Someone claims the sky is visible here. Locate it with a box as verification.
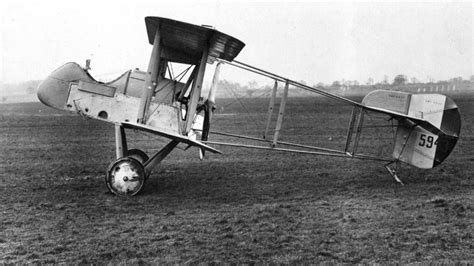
[0,1,472,87]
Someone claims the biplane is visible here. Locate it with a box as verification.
[37,16,461,196]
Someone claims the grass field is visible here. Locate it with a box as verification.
[0,97,472,263]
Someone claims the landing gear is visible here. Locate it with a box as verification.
[105,125,180,196]
[105,157,146,196]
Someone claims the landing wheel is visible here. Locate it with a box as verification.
[105,157,145,196]
[126,149,150,180]
[127,149,149,164]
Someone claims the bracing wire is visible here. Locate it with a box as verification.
[219,83,274,109]
[146,64,192,119]
[220,82,265,131]
[168,62,175,80]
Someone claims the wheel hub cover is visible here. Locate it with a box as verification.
[106,157,145,196]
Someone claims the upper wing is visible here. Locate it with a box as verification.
[145,17,245,64]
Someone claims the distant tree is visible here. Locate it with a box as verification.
[366,78,374,85]
[382,75,389,85]
[331,81,341,87]
[410,77,419,84]
[353,80,359,86]
[470,75,474,82]
[246,89,256,97]
[247,80,258,89]
[448,77,463,83]
[393,74,407,85]
[315,82,324,88]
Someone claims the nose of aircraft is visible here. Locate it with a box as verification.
[37,76,70,110]
[37,62,90,110]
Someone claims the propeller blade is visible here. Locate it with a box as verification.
[207,61,222,105]
[200,62,222,159]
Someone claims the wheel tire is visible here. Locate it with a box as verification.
[127,149,149,164]
[105,157,145,196]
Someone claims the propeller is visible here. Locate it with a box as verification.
[200,62,222,159]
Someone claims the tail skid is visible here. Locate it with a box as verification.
[384,162,404,185]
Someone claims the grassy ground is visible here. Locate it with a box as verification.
[0,98,472,263]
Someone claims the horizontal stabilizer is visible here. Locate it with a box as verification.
[121,122,221,154]
[362,90,460,169]
[362,90,460,137]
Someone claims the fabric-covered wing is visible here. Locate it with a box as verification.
[145,16,245,64]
